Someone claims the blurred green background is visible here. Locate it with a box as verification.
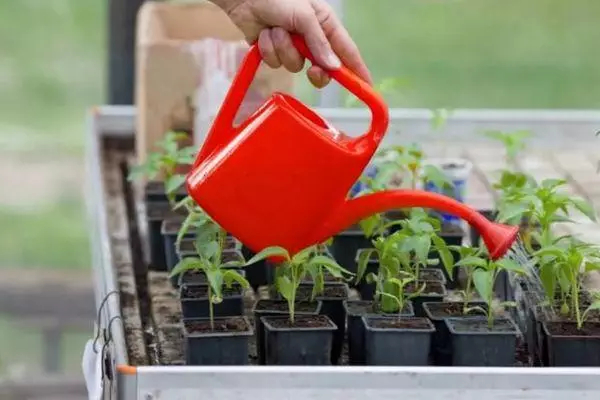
[0,0,599,375]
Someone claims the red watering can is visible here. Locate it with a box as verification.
[186,35,518,261]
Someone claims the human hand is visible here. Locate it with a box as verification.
[212,0,372,88]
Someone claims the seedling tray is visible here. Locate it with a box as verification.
[88,106,600,399]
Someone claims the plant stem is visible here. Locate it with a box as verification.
[208,285,215,331]
[487,267,496,329]
[573,275,582,329]
[463,270,473,312]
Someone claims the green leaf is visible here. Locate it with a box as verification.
[571,198,597,222]
[472,268,493,303]
[423,164,454,190]
[496,258,527,275]
[276,275,295,301]
[497,202,528,224]
[205,268,224,299]
[245,246,290,265]
[170,257,204,278]
[456,256,488,269]
[432,235,454,277]
[223,269,250,289]
[413,235,431,262]
[309,255,353,278]
[356,248,375,284]
[164,174,186,194]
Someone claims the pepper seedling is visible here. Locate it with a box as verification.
[460,251,526,329]
[245,246,348,324]
[532,237,600,329]
[481,129,532,170]
[128,131,196,207]
[170,236,249,330]
[449,245,487,313]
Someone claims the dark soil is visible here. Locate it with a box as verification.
[294,285,348,300]
[368,317,431,330]
[419,269,444,282]
[545,321,600,337]
[267,315,333,329]
[425,302,486,318]
[406,281,445,295]
[180,285,241,299]
[346,300,412,316]
[254,300,319,313]
[180,266,245,285]
[184,316,249,334]
[450,318,516,333]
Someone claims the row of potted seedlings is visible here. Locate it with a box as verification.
[131,129,600,367]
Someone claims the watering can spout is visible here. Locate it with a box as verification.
[317,190,519,261]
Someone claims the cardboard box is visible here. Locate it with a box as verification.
[135,0,294,167]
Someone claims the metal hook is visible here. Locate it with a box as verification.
[93,290,119,353]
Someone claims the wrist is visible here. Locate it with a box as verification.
[210,0,245,14]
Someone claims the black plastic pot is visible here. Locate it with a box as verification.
[422,301,488,366]
[252,300,321,365]
[329,225,372,284]
[162,217,194,274]
[261,314,337,365]
[445,316,519,366]
[179,283,244,319]
[241,245,268,292]
[298,283,349,365]
[144,180,188,204]
[543,321,600,366]
[356,248,447,300]
[344,300,414,365]
[183,316,253,365]
[407,281,447,317]
[363,315,434,366]
[146,201,184,271]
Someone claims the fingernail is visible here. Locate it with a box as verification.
[326,52,341,69]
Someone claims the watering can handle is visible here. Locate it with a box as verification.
[194,34,389,166]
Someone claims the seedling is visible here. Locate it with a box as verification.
[496,177,596,253]
[450,245,487,312]
[461,252,526,328]
[481,129,532,170]
[246,246,349,323]
[375,271,423,316]
[170,236,249,330]
[128,131,196,206]
[533,237,600,329]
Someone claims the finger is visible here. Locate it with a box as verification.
[312,2,372,85]
[291,8,341,71]
[258,29,281,69]
[307,66,331,89]
[270,27,305,73]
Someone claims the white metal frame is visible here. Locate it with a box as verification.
[88,106,600,400]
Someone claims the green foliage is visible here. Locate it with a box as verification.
[481,129,532,167]
[458,250,526,328]
[533,237,600,329]
[357,209,453,313]
[247,245,351,323]
[127,131,196,206]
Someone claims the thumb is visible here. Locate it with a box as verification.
[293,9,341,70]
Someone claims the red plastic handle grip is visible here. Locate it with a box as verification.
[194,34,389,165]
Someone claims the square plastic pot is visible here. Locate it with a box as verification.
[252,300,321,365]
[161,217,194,274]
[179,283,244,320]
[445,316,519,366]
[422,301,488,366]
[261,314,337,365]
[344,300,414,365]
[183,316,253,365]
[329,225,372,284]
[144,180,188,204]
[363,315,435,366]
[543,321,600,366]
[145,201,182,271]
[407,281,447,317]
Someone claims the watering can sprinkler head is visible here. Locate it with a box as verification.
[478,220,520,261]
